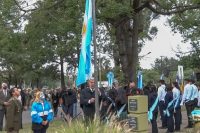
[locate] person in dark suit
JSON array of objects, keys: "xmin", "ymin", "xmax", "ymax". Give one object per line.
[
  {"xmin": 165, "ymin": 85, "xmax": 174, "ymax": 133},
  {"xmin": 0, "ymin": 83, "xmax": 11, "ymax": 131},
  {"xmin": 80, "ymin": 78, "xmax": 98, "ymax": 123},
  {"xmin": 6, "ymin": 87, "xmax": 22, "ymax": 133}
]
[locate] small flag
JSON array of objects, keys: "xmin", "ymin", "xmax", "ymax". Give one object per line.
[
  {"xmin": 176, "ymin": 71, "xmax": 180, "ymax": 84},
  {"xmin": 107, "ymin": 71, "xmax": 114, "ymax": 88},
  {"xmin": 160, "ymin": 74, "xmax": 164, "ymax": 80},
  {"xmin": 137, "ymin": 71, "xmax": 143, "ymax": 90},
  {"xmin": 76, "ymin": 0, "xmax": 93, "ymax": 87}
]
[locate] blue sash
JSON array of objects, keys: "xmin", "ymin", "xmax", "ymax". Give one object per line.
[
  {"xmin": 116, "ymin": 104, "xmax": 126, "ymax": 118},
  {"xmin": 174, "ymin": 95, "xmax": 180, "ymax": 109},
  {"xmin": 148, "ymin": 96, "xmax": 159, "ymax": 122},
  {"xmin": 164, "ymin": 98, "xmax": 177, "ymax": 117}
]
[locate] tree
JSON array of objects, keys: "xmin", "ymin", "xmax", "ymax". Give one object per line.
[
  {"xmin": 24, "ymin": 0, "xmax": 83, "ymax": 88},
  {"xmin": 96, "ymin": 0, "xmax": 200, "ymax": 83},
  {"xmin": 152, "ymin": 57, "xmax": 179, "ymax": 77}
]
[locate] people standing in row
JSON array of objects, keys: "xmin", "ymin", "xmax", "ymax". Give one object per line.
[
  {"xmin": 157, "ymin": 80, "xmax": 167, "ymax": 128},
  {"xmin": 0, "ymin": 83, "xmax": 11, "ymax": 131},
  {"xmin": 5, "ymin": 87, "xmax": 22, "ymax": 133},
  {"xmin": 31, "ymin": 91, "xmax": 53, "ymax": 133}
]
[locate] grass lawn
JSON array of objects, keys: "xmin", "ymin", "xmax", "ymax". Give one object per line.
[{"xmin": 2, "ymin": 120, "xmax": 67, "ymax": 133}]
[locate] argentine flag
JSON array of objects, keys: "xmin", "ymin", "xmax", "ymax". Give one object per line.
[{"xmin": 76, "ymin": 0, "xmax": 92, "ymax": 86}]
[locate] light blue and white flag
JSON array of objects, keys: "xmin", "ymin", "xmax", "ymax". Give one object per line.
[
  {"xmin": 76, "ymin": 0, "xmax": 93, "ymax": 87},
  {"xmin": 107, "ymin": 71, "xmax": 114, "ymax": 88},
  {"xmin": 137, "ymin": 71, "xmax": 143, "ymax": 90},
  {"xmin": 160, "ymin": 74, "xmax": 164, "ymax": 80}
]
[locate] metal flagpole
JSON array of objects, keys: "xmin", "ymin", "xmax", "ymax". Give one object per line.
[{"xmin": 92, "ymin": 0, "xmax": 99, "ymax": 117}]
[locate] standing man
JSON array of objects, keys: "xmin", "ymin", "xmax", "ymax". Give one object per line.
[
  {"xmin": 80, "ymin": 78, "xmax": 96, "ymax": 123},
  {"xmin": 172, "ymin": 82, "xmax": 181, "ymax": 131},
  {"xmin": 198, "ymin": 84, "xmax": 200, "ymax": 107},
  {"xmin": 6, "ymin": 87, "xmax": 22, "ymax": 133},
  {"xmin": 180, "ymin": 79, "xmax": 193, "ymax": 128},
  {"xmin": 190, "ymin": 80, "xmax": 198, "ymax": 108},
  {"xmin": 157, "ymin": 80, "xmax": 167, "ymax": 128},
  {"xmin": 0, "ymin": 83, "xmax": 11, "ymax": 131}
]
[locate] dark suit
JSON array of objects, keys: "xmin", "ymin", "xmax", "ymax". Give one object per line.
[
  {"xmin": 80, "ymin": 88, "xmax": 95, "ymax": 122},
  {"xmin": 0, "ymin": 89, "xmax": 11, "ymax": 131},
  {"xmin": 148, "ymin": 92, "xmax": 158, "ymax": 133}
]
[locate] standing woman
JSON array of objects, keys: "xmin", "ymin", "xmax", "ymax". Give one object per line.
[
  {"xmin": 31, "ymin": 91, "xmax": 53, "ymax": 133},
  {"xmin": 164, "ymin": 84, "xmax": 174, "ymax": 133},
  {"xmin": 172, "ymin": 82, "xmax": 182, "ymax": 131},
  {"xmin": 6, "ymin": 87, "xmax": 22, "ymax": 133}
]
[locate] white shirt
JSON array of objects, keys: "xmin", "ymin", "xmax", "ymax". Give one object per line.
[
  {"xmin": 157, "ymin": 84, "xmax": 166, "ymax": 101},
  {"xmin": 198, "ymin": 90, "xmax": 200, "ymax": 107},
  {"xmin": 191, "ymin": 84, "xmax": 198, "ymax": 100},
  {"xmin": 3, "ymin": 90, "xmax": 7, "ymax": 96},
  {"xmin": 181, "ymin": 83, "xmax": 192, "ymax": 105},
  {"xmin": 172, "ymin": 87, "xmax": 180, "ymax": 99}
]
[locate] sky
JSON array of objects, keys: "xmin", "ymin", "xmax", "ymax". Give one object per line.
[{"xmin": 139, "ymin": 16, "xmax": 191, "ymax": 69}]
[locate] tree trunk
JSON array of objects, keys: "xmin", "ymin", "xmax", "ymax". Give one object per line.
[
  {"xmin": 60, "ymin": 56, "xmax": 65, "ymax": 89},
  {"xmin": 114, "ymin": 0, "xmax": 141, "ymax": 83}
]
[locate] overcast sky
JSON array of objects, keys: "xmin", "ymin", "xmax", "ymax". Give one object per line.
[{"xmin": 139, "ymin": 16, "xmax": 191, "ymax": 69}]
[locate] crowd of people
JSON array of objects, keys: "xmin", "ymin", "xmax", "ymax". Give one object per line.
[{"xmin": 0, "ymin": 78, "xmax": 199, "ymax": 133}]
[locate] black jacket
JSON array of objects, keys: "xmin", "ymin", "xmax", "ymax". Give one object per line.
[
  {"xmin": 80, "ymin": 88, "xmax": 95, "ymax": 119},
  {"xmin": 148, "ymin": 92, "xmax": 158, "ymax": 113}
]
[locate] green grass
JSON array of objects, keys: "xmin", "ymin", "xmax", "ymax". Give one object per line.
[{"xmin": 2, "ymin": 119, "xmax": 131, "ymax": 133}]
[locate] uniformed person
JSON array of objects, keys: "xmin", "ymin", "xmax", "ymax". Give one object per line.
[
  {"xmin": 6, "ymin": 87, "xmax": 22, "ymax": 133},
  {"xmin": 180, "ymin": 79, "xmax": 193, "ymax": 128},
  {"xmin": 157, "ymin": 80, "xmax": 167, "ymax": 128},
  {"xmin": 172, "ymin": 82, "xmax": 181, "ymax": 131}
]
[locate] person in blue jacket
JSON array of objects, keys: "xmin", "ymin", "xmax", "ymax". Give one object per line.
[{"xmin": 31, "ymin": 91, "xmax": 53, "ymax": 133}]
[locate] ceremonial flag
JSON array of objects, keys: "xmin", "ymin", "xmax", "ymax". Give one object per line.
[
  {"xmin": 178, "ymin": 65, "xmax": 184, "ymax": 92},
  {"xmin": 160, "ymin": 74, "xmax": 164, "ymax": 80},
  {"xmin": 137, "ymin": 71, "xmax": 143, "ymax": 90},
  {"xmin": 76, "ymin": 0, "xmax": 93, "ymax": 86},
  {"xmin": 176, "ymin": 71, "xmax": 180, "ymax": 84},
  {"xmin": 107, "ymin": 71, "xmax": 114, "ymax": 88}
]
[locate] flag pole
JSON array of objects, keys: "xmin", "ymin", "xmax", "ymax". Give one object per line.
[{"xmin": 92, "ymin": 0, "xmax": 99, "ymax": 117}]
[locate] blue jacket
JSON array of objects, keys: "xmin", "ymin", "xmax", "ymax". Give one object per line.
[{"xmin": 31, "ymin": 100, "xmax": 53, "ymax": 125}]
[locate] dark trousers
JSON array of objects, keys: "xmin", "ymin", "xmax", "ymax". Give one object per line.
[
  {"xmin": 0, "ymin": 109, "xmax": 5, "ymax": 131},
  {"xmin": 185, "ymin": 102, "xmax": 194, "ymax": 127},
  {"xmin": 151, "ymin": 112, "xmax": 158, "ymax": 133},
  {"xmin": 167, "ymin": 111, "xmax": 174, "ymax": 132},
  {"xmin": 174, "ymin": 108, "xmax": 181, "ymax": 130},
  {"xmin": 33, "ymin": 128, "xmax": 47, "ymax": 133},
  {"xmin": 159, "ymin": 101, "xmax": 167, "ymax": 127}
]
